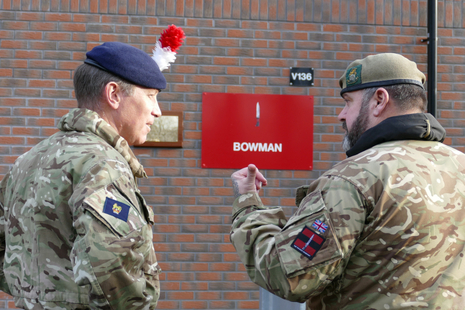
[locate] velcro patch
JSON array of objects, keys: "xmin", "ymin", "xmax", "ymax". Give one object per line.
[
  {"xmin": 291, "ymin": 226, "xmax": 326, "ymax": 260},
  {"xmin": 103, "ymin": 197, "xmax": 130, "ymax": 222}
]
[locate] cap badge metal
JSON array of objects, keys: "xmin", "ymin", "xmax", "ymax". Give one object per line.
[{"xmin": 346, "ymin": 64, "xmax": 362, "ymax": 86}]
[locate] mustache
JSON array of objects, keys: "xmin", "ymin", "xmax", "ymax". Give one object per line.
[{"xmin": 342, "ymin": 121, "xmax": 348, "ymax": 132}]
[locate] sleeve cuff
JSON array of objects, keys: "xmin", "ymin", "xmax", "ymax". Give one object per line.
[{"xmin": 232, "ymin": 191, "xmax": 264, "ymax": 219}]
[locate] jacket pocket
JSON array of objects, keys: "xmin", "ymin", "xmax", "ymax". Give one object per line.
[
  {"xmin": 82, "ymin": 175, "xmax": 148, "ymax": 237},
  {"xmin": 275, "ymin": 190, "xmax": 343, "ymax": 277}
]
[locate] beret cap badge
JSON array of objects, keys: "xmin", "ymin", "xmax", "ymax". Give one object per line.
[{"xmin": 346, "ymin": 65, "xmax": 362, "ymax": 87}]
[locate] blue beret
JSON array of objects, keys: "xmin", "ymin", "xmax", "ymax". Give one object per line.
[{"xmin": 85, "ymin": 42, "xmax": 166, "ymax": 90}]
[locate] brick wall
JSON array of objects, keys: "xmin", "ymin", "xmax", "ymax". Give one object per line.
[{"xmin": 1, "ymin": 0, "xmax": 465, "ymax": 309}]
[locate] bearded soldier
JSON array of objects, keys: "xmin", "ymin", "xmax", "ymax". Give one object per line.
[{"xmin": 230, "ymin": 53, "xmax": 465, "ymax": 309}]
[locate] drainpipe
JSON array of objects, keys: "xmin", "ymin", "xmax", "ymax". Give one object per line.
[{"xmin": 427, "ymin": 0, "xmax": 437, "ymax": 117}]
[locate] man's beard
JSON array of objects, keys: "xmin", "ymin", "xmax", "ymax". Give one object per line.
[{"xmin": 342, "ymin": 106, "xmax": 370, "ymax": 152}]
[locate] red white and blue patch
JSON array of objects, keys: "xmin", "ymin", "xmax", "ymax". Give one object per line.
[
  {"xmin": 103, "ymin": 197, "xmax": 130, "ymax": 222},
  {"xmin": 291, "ymin": 226, "xmax": 326, "ymax": 260},
  {"xmin": 312, "ymin": 219, "xmax": 328, "ymax": 234}
]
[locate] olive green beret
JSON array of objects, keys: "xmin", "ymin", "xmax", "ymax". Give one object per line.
[{"xmin": 339, "ymin": 53, "xmax": 426, "ymax": 95}]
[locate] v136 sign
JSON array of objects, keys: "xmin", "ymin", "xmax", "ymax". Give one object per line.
[
  {"xmin": 290, "ymin": 67, "xmax": 314, "ymax": 86},
  {"xmin": 201, "ymin": 93, "xmax": 314, "ymax": 170}
]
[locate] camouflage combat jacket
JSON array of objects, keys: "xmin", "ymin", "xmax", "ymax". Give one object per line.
[
  {"xmin": 0, "ymin": 108, "xmax": 160, "ymax": 310},
  {"xmin": 231, "ymin": 113, "xmax": 465, "ymax": 309}
]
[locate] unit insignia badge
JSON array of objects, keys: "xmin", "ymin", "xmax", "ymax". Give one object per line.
[
  {"xmin": 346, "ymin": 64, "xmax": 362, "ymax": 86},
  {"xmin": 291, "ymin": 225, "xmax": 326, "ymax": 260},
  {"xmin": 103, "ymin": 197, "xmax": 130, "ymax": 222}
]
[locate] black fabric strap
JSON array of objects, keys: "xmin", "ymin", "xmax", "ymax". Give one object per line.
[
  {"xmin": 341, "ymin": 79, "xmax": 425, "ymax": 96},
  {"xmin": 84, "ymin": 58, "xmax": 109, "ymax": 72}
]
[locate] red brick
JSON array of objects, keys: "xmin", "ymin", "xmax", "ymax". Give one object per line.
[
  {"xmin": 181, "ymin": 262, "xmax": 209, "ymax": 271},
  {"xmin": 181, "ymin": 301, "xmax": 208, "ymax": 309},
  {"xmin": 160, "ymin": 281, "xmax": 180, "ymax": 291},
  {"xmin": 1, "ymin": 137, "xmax": 25, "ymax": 145},
  {"xmin": 210, "ymin": 263, "xmax": 236, "ymax": 271},
  {"xmin": 233, "ymin": 277, "xmax": 257, "ymax": 290},
  {"xmin": 44, "ymin": 13, "xmax": 72, "ymax": 21},
  {"xmin": 195, "ymin": 291, "xmax": 221, "ymax": 300},
  {"xmin": 211, "ymin": 243, "xmax": 236, "ymax": 253},
  {"xmin": 152, "ymin": 224, "xmax": 180, "ymax": 233},
  {"xmin": 154, "ymin": 243, "xmax": 181, "ymax": 252},
  {"xmin": 181, "ymin": 281, "xmax": 208, "ymax": 290},
  {"xmin": 166, "ymin": 291, "xmax": 194, "ymax": 300},
  {"xmin": 223, "ymin": 272, "xmax": 249, "ymax": 281},
  {"xmin": 3, "ymin": 21, "xmax": 29, "ymax": 30},
  {"xmin": 180, "ymin": 224, "xmax": 209, "ymax": 233},
  {"xmin": 209, "ymin": 301, "xmax": 236, "ymax": 309},
  {"xmin": 196, "ymin": 233, "xmax": 223, "ymax": 243},
  {"xmin": 223, "ymin": 291, "xmax": 249, "ymax": 300},
  {"xmin": 155, "ymin": 300, "xmax": 180, "ymax": 309},
  {"xmin": 195, "ymin": 272, "xmax": 221, "ymax": 281},
  {"xmin": 13, "ymin": 108, "xmax": 40, "ymax": 117},
  {"xmin": 196, "ymin": 215, "xmax": 222, "ymax": 224}
]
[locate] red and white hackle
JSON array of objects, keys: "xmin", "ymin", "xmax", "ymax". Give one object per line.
[{"xmin": 152, "ymin": 24, "xmax": 186, "ymax": 71}]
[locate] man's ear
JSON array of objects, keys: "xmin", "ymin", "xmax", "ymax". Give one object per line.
[
  {"xmin": 103, "ymin": 82, "xmax": 121, "ymax": 110},
  {"xmin": 372, "ymin": 88, "xmax": 390, "ymax": 117}
]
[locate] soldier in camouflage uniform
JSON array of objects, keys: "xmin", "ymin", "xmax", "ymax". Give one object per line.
[
  {"xmin": 0, "ymin": 42, "xmax": 166, "ymax": 309},
  {"xmin": 230, "ymin": 53, "xmax": 465, "ymax": 309}
]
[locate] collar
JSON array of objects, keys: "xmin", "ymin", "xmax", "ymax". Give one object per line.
[
  {"xmin": 346, "ymin": 113, "xmax": 446, "ymax": 157},
  {"xmin": 57, "ymin": 108, "xmax": 148, "ymax": 179}
]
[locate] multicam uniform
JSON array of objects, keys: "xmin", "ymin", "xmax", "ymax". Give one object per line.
[
  {"xmin": 0, "ymin": 108, "xmax": 160, "ymax": 310},
  {"xmin": 231, "ymin": 113, "xmax": 465, "ymax": 309}
]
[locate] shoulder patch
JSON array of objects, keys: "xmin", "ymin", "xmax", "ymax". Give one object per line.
[
  {"xmin": 291, "ymin": 226, "xmax": 326, "ymax": 260},
  {"xmin": 103, "ymin": 197, "xmax": 130, "ymax": 222}
]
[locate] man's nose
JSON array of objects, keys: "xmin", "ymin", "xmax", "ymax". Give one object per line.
[
  {"xmin": 337, "ymin": 106, "xmax": 347, "ymax": 122},
  {"xmin": 152, "ymin": 103, "xmax": 162, "ymax": 117}
]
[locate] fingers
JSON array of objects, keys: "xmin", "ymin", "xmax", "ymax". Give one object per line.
[
  {"xmin": 249, "ymin": 164, "xmax": 267, "ymax": 185},
  {"xmin": 231, "ymin": 164, "xmax": 267, "ymax": 194},
  {"xmin": 247, "ymin": 164, "xmax": 267, "ymax": 191},
  {"xmin": 231, "ymin": 166, "xmax": 248, "ymax": 180},
  {"xmin": 247, "ymin": 164, "xmax": 257, "ymax": 182}
]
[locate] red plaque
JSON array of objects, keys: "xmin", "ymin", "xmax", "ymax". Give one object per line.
[{"xmin": 201, "ymin": 93, "xmax": 313, "ymax": 170}]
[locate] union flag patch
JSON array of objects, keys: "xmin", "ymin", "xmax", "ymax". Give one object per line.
[
  {"xmin": 312, "ymin": 219, "xmax": 328, "ymax": 233},
  {"xmin": 291, "ymin": 226, "xmax": 326, "ymax": 260},
  {"xmin": 103, "ymin": 197, "xmax": 130, "ymax": 222}
]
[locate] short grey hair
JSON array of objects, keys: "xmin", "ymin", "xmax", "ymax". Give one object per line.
[
  {"xmin": 362, "ymin": 84, "xmax": 427, "ymax": 112},
  {"xmin": 73, "ymin": 63, "xmax": 135, "ymax": 110}
]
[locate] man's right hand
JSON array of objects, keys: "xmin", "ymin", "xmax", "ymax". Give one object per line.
[{"xmin": 231, "ymin": 164, "xmax": 267, "ymax": 198}]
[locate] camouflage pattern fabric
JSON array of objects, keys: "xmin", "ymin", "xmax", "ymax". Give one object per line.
[
  {"xmin": 231, "ymin": 139, "xmax": 465, "ymax": 309},
  {"xmin": 0, "ymin": 108, "xmax": 160, "ymax": 310}
]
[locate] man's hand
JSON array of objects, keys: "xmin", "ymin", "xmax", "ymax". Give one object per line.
[{"xmin": 231, "ymin": 164, "xmax": 267, "ymax": 198}]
